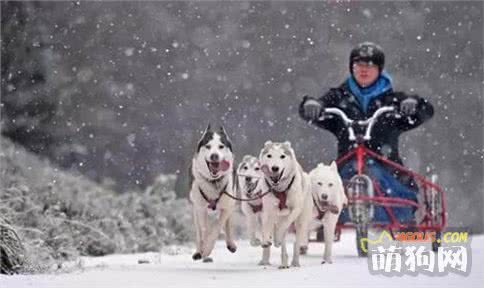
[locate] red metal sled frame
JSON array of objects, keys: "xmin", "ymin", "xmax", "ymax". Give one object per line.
[{"xmin": 335, "ymin": 144, "xmax": 447, "ymax": 234}]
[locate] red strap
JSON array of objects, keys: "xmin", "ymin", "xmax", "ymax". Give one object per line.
[
  {"xmin": 274, "ymin": 192, "xmax": 288, "ymax": 210},
  {"xmin": 248, "ymin": 203, "xmax": 263, "ymax": 213},
  {"xmin": 265, "ymin": 176, "xmax": 296, "ymax": 210},
  {"xmin": 316, "ymin": 210, "xmax": 326, "ymax": 220},
  {"xmin": 207, "ymin": 199, "xmax": 218, "ymax": 210},
  {"xmin": 313, "ymin": 198, "xmax": 326, "ymax": 220},
  {"xmin": 313, "ymin": 198, "xmax": 339, "ymax": 220}
]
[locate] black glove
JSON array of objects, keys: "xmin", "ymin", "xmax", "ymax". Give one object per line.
[
  {"xmin": 400, "ymin": 98, "xmax": 418, "ymax": 116},
  {"xmin": 303, "ymin": 99, "xmax": 323, "ymax": 121}
]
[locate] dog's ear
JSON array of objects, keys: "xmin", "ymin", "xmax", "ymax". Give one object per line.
[
  {"xmin": 219, "ymin": 125, "xmax": 228, "ymax": 136},
  {"xmin": 218, "ymin": 125, "xmax": 233, "ymax": 151},
  {"xmin": 260, "ymin": 141, "xmax": 273, "ymax": 159},
  {"xmin": 235, "ymin": 160, "xmax": 242, "ymax": 170},
  {"xmin": 242, "ymin": 155, "xmax": 252, "ymax": 163},
  {"xmin": 281, "ymin": 141, "xmax": 295, "ymax": 158},
  {"xmin": 199, "ymin": 123, "xmax": 212, "ymax": 138},
  {"xmin": 260, "ymin": 141, "xmax": 272, "ymax": 159},
  {"xmin": 330, "ymin": 161, "xmax": 338, "ymax": 171},
  {"xmin": 197, "ymin": 123, "xmax": 213, "ymax": 152}
]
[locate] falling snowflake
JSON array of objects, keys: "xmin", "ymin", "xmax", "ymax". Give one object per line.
[{"xmin": 124, "ymin": 48, "xmax": 134, "ymax": 56}]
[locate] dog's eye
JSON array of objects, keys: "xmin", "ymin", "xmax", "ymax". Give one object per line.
[
  {"xmin": 255, "ymin": 167, "xmax": 260, "ymax": 171},
  {"xmin": 205, "ymin": 145, "xmax": 211, "ymax": 149},
  {"xmin": 243, "ymin": 166, "xmax": 248, "ymax": 170},
  {"xmin": 219, "ymin": 145, "xmax": 224, "ymax": 149},
  {"xmin": 280, "ymin": 155, "xmax": 286, "ymax": 159},
  {"xmin": 328, "ymin": 183, "xmax": 333, "ymax": 187},
  {"xmin": 317, "ymin": 182, "xmax": 323, "ymax": 186},
  {"xmin": 267, "ymin": 154, "xmax": 272, "ymax": 158}
]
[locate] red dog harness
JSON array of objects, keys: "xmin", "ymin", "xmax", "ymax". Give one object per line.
[
  {"xmin": 248, "ymin": 203, "xmax": 263, "ymax": 213},
  {"xmin": 265, "ymin": 176, "xmax": 296, "ymax": 210}
]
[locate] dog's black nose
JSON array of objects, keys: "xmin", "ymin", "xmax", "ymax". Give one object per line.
[
  {"xmin": 271, "ymin": 166, "xmax": 279, "ymax": 173},
  {"xmin": 210, "ymin": 153, "xmax": 219, "ymax": 162},
  {"xmin": 245, "ymin": 176, "xmax": 252, "ymax": 182},
  {"xmin": 321, "ymin": 194, "xmax": 328, "ymax": 200}
]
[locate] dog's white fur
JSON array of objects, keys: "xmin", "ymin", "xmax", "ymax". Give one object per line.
[
  {"xmin": 307, "ymin": 162, "xmax": 347, "ymax": 264},
  {"xmin": 238, "ymin": 155, "xmax": 267, "ymax": 249},
  {"xmin": 189, "ymin": 126, "xmax": 237, "ymax": 262},
  {"xmin": 259, "ymin": 141, "xmax": 313, "ymax": 268}
]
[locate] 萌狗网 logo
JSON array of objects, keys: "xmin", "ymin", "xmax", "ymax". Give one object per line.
[{"xmin": 364, "ymin": 228, "xmax": 471, "ymax": 276}]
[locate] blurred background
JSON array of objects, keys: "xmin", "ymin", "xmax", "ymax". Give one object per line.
[{"xmin": 1, "ymin": 1, "xmax": 483, "ymax": 266}]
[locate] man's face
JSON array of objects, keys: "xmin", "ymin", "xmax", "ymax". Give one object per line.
[{"xmin": 352, "ymin": 61, "xmax": 379, "ymax": 87}]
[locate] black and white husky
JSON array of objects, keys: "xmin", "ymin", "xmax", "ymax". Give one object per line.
[{"xmin": 189, "ymin": 124, "xmax": 237, "ymax": 262}]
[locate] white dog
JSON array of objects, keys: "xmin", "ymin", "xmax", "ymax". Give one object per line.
[
  {"xmin": 238, "ymin": 155, "xmax": 266, "ymax": 247},
  {"xmin": 307, "ymin": 162, "xmax": 347, "ymax": 264},
  {"xmin": 189, "ymin": 124, "xmax": 237, "ymax": 262},
  {"xmin": 259, "ymin": 141, "xmax": 313, "ymax": 268}
]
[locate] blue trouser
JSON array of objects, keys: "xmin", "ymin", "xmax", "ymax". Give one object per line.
[{"xmin": 338, "ymin": 159, "xmax": 418, "ymax": 224}]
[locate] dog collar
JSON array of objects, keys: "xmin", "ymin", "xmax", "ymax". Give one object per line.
[
  {"xmin": 312, "ymin": 197, "xmax": 340, "ymax": 220},
  {"xmin": 200, "ymin": 172, "xmax": 225, "ymax": 184}
]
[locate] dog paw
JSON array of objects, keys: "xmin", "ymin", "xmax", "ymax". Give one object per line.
[
  {"xmin": 250, "ymin": 238, "xmax": 261, "ymax": 247},
  {"xmin": 291, "ymin": 261, "xmax": 300, "ymax": 267},
  {"xmin": 321, "ymin": 259, "xmax": 333, "ymax": 264},
  {"xmin": 226, "ymin": 243, "xmax": 237, "ymax": 253},
  {"xmin": 278, "ymin": 265, "xmax": 290, "ymax": 269},
  {"xmin": 323, "ymin": 256, "xmax": 333, "ymax": 264},
  {"xmin": 202, "ymin": 257, "xmax": 213, "ymax": 263},
  {"xmin": 299, "ymin": 246, "xmax": 308, "ymax": 255},
  {"xmin": 202, "ymin": 242, "xmax": 216, "ymax": 258},
  {"xmin": 273, "ymin": 240, "xmax": 282, "ymax": 248},
  {"xmin": 192, "ymin": 252, "xmax": 202, "ymax": 261},
  {"xmin": 261, "ymin": 241, "xmax": 272, "ymax": 248},
  {"xmin": 258, "ymin": 260, "xmax": 271, "ymax": 266}
]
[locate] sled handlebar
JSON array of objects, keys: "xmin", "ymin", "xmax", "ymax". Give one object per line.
[{"xmin": 318, "ymin": 106, "xmax": 396, "ymax": 141}]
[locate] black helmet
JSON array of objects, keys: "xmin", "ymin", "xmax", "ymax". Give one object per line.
[{"xmin": 349, "ymin": 42, "xmax": 385, "ymax": 74}]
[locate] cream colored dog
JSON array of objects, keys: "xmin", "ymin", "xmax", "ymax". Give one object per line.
[
  {"xmin": 259, "ymin": 141, "xmax": 313, "ymax": 268},
  {"xmin": 307, "ymin": 162, "xmax": 347, "ymax": 264}
]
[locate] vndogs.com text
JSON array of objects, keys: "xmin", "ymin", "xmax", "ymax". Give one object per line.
[{"xmin": 394, "ymin": 231, "xmax": 469, "ymax": 244}]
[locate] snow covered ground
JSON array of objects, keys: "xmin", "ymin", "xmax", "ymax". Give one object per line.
[{"xmin": 2, "ymin": 231, "xmax": 482, "ymax": 288}]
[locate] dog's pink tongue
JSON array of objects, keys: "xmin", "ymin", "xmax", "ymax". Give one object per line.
[{"xmin": 220, "ymin": 160, "xmax": 231, "ymax": 172}]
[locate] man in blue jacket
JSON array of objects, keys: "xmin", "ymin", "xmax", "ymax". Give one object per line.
[{"xmin": 299, "ymin": 42, "xmax": 434, "ymax": 223}]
